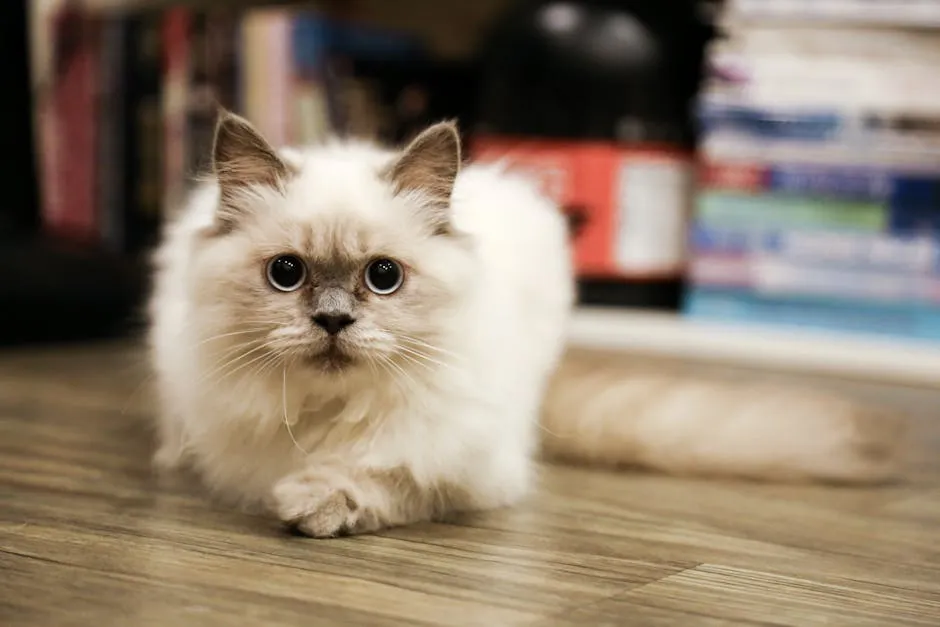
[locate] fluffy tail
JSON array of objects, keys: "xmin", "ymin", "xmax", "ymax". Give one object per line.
[{"xmin": 540, "ymin": 350, "xmax": 906, "ymax": 483}]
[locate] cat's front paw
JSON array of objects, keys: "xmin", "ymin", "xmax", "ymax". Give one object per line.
[{"xmin": 271, "ymin": 470, "xmax": 360, "ymax": 538}]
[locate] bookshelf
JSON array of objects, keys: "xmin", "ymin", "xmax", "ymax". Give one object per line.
[
  {"xmin": 569, "ymin": 308, "xmax": 940, "ymax": 388},
  {"xmin": 21, "ymin": 0, "xmax": 940, "ymax": 385}
]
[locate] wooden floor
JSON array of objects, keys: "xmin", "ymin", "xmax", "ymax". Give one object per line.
[{"xmin": 1, "ymin": 341, "xmax": 939, "ymax": 626}]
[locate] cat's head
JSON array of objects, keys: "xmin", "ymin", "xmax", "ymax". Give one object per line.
[{"xmin": 188, "ymin": 111, "xmax": 475, "ymax": 377}]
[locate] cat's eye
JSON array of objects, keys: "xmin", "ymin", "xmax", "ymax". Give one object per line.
[
  {"xmin": 266, "ymin": 255, "xmax": 307, "ymax": 292},
  {"xmin": 364, "ymin": 258, "xmax": 404, "ymax": 295}
]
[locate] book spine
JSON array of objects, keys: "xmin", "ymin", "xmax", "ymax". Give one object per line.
[
  {"xmin": 690, "ymin": 254, "xmax": 939, "ymax": 304},
  {"xmin": 690, "ymin": 225, "xmax": 938, "ymax": 275},
  {"xmin": 766, "ymin": 163, "xmax": 896, "ymax": 201},
  {"xmin": 698, "ymin": 103, "xmax": 843, "ymax": 143},
  {"xmin": 123, "ymin": 15, "xmax": 164, "ymax": 253},
  {"xmin": 184, "ymin": 12, "xmax": 213, "ymax": 180},
  {"xmin": 205, "ymin": 11, "xmax": 241, "ymax": 111},
  {"xmin": 37, "ymin": 11, "xmax": 65, "ymax": 242},
  {"xmin": 96, "ymin": 17, "xmax": 128, "ymax": 253},
  {"xmin": 695, "ymin": 191, "xmax": 887, "ymax": 232},
  {"xmin": 703, "ymin": 160, "xmax": 940, "ymax": 206},
  {"xmin": 289, "ymin": 13, "xmax": 333, "ymax": 145},
  {"xmin": 240, "ymin": 10, "xmax": 273, "ymax": 139},
  {"xmin": 684, "ymin": 287, "xmax": 940, "ymax": 342},
  {"xmin": 183, "ymin": 9, "xmax": 242, "ymax": 185},
  {"xmin": 43, "ymin": 8, "xmax": 101, "ymax": 244},
  {"xmin": 266, "ymin": 11, "xmax": 292, "ymax": 147},
  {"xmin": 699, "ymin": 162, "xmax": 768, "ymax": 194},
  {"xmin": 161, "ymin": 7, "xmax": 192, "ymax": 220}
]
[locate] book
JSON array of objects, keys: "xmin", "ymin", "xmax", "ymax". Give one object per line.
[
  {"xmin": 691, "ymin": 225, "xmax": 938, "ymax": 274},
  {"xmin": 696, "ymin": 191, "xmax": 887, "ymax": 232},
  {"xmin": 160, "ymin": 7, "xmax": 191, "ymax": 221},
  {"xmin": 40, "ymin": 6, "xmax": 101, "ymax": 244},
  {"xmin": 685, "ymin": 287, "xmax": 940, "ymax": 342},
  {"xmin": 239, "ymin": 7, "xmax": 428, "ymax": 148},
  {"xmin": 691, "ymin": 254, "xmax": 940, "ymax": 303},
  {"xmin": 122, "ymin": 13, "xmax": 164, "ymax": 254},
  {"xmin": 96, "ymin": 16, "xmax": 129, "ymax": 253}
]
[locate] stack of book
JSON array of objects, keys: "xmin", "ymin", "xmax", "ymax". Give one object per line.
[
  {"xmin": 686, "ymin": 0, "xmax": 940, "ymax": 342},
  {"xmin": 36, "ymin": 2, "xmax": 445, "ymax": 256}
]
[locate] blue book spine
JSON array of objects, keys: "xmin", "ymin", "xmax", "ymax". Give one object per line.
[
  {"xmin": 697, "ymin": 102, "xmax": 843, "ymax": 142},
  {"xmin": 767, "ymin": 164, "xmax": 894, "ymax": 201},
  {"xmin": 684, "ymin": 288, "xmax": 940, "ymax": 343},
  {"xmin": 689, "ymin": 225, "xmax": 940, "ymax": 276}
]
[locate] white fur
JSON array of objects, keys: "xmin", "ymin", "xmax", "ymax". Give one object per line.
[
  {"xmin": 150, "ymin": 131, "xmax": 903, "ymax": 533},
  {"xmin": 148, "ymin": 141, "xmax": 574, "ymax": 515}
]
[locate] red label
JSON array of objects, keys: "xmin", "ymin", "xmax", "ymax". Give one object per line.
[{"xmin": 471, "ymin": 135, "xmax": 694, "ymax": 280}]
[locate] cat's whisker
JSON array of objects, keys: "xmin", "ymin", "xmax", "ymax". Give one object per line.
[
  {"xmin": 192, "ymin": 327, "xmax": 273, "ymax": 348},
  {"xmin": 396, "ymin": 350, "xmax": 447, "ymax": 375},
  {"xmin": 282, "ymin": 366, "xmax": 309, "ymax": 455},
  {"xmin": 395, "ymin": 345, "xmax": 453, "ymax": 371},
  {"xmin": 363, "ymin": 353, "xmax": 381, "ymax": 380},
  {"xmin": 199, "ymin": 341, "xmax": 275, "ymax": 387},
  {"xmin": 247, "ymin": 351, "xmax": 284, "ymax": 382},
  {"xmin": 197, "ymin": 348, "xmax": 265, "ymax": 388},
  {"xmin": 200, "ymin": 337, "xmax": 269, "ymax": 368},
  {"xmin": 370, "ymin": 353, "xmax": 415, "ymax": 411},
  {"xmin": 396, "ymin": 335, "xmax": 463, "ymax": 360},
  {"xmin": 531, "ymin": 416, "xmax": 566, "ymax": 439},
  {"xmin": 210, "ymin": 347, "xmax": 283, "ymax": 387},
  {"xmin": 374, "ymin": 353, "xmax": 424, "ymax": 408}
]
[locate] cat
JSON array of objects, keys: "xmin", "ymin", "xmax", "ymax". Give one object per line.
[{"xmin": 148, "ymin": 110, "xmax": 904, "ymax": 538}]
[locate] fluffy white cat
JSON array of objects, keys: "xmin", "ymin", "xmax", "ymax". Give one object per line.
[{"xmin": 148, "ymin": 111, "xmax": 903, "ymax": 537}]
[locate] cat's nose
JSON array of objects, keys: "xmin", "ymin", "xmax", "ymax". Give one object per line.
[{"xmin": 312, "ymin": 312, "xmax": 355, "ymax": 336}]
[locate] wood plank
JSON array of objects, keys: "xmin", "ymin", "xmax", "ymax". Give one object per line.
[{"xmin": 0, "ymin": 340, "xmax": 938, "ymax": 626}]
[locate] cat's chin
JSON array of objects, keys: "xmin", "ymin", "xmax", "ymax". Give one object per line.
[{"xmin": 303, "ymin": 343, "xmax": 356, "ymax": 374}]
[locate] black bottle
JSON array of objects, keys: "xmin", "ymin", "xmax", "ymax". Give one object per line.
[{"xmin": 473, "ymin": 0, "xmax": 714, "ymax": 309}]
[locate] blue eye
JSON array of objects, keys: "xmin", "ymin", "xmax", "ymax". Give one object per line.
[
  {"xmin": 266, "ymin": 255, "xmax": 307, "ymax": 292},
  {"xmin": 364, "ymin": 258, "xmax": 404, "ymax": 295}
]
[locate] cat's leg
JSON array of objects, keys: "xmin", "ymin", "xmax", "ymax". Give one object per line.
[{"xmin": 270, "ymin": 464, "xmax": 471, "ymax": 538}]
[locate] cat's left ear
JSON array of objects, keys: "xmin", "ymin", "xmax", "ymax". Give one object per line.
[
  {"xmin": 212, "ymin": 110, "xmax": 292, "ymax": 230},
  {"xmin": 386, "ymin": 121, "xmax": 462, "ymax": 235}
]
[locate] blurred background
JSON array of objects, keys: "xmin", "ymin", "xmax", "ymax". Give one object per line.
[{"xmin": 6, "ymin": 0, "xmax": 940, "ymax": 384}]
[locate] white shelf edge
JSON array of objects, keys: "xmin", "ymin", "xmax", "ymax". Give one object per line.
[{"xmin": 568, "ymin": 307, "xmax": 940, "ymax": 388}]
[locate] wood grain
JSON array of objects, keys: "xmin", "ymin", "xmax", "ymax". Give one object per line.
[{"xmin": 0, "ymin": 341, "xmax": 938, "ymax": 626}]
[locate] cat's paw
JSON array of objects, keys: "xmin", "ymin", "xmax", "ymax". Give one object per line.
[{"xmin": 271, "ymin": 470, "xmax": 360, "ymax": 538}]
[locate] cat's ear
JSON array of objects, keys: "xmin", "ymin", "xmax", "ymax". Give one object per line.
[
  {"xmin": 386, "ymin": 121, "xmax": 462, "ymax": 235},
  {"xmin": 212, "ymin": 109, "xmax": 290, "ymax": 229}
]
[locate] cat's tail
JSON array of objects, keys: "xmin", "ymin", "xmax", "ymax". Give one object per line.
[{"xmin": 539, "ymin": 351, "xmax": 906, "ymax": 483}]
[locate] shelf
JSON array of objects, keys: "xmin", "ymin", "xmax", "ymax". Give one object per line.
[
  {"xmin": 568, "ymin": 307, "xmax": 940, "ymax": 388},
  {"xmin": 722, "ymin": 1, "xmax": 940, "ymax": 30}
]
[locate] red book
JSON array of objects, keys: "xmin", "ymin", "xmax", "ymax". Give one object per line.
[
  {"xmin": 161, "ymin": 7, "xmax": 192, "ymax": 218},
  {"xmin": 40, "ymin": 5, "xmax": 101, "ymax": 244},
  {"xmin": 699, "ymin": 161, "xmax": 768, "ymax": 193}
]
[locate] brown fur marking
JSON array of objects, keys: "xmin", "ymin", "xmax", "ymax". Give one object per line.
[
  {"xmin": 385, "ymin": 121, "xmax": 462, "ymax": 235},
  {"xmin": 212, "ymin": 109, "xmax": 291, "ymax": 231}
]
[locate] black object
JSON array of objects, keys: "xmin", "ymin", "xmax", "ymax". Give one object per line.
[
  {"xmin": 478, "ymin": 0, "xmax": 710, "ymax": 144},
  {"xmin": 1, "ymin": 1, "xmax": 40, "ymax": 236},
  {"xmin": 0, "ymin": 241, "xmax": 147, "ymax": 346},
  {"xmin": 0, "ymin": 1, "xmax": 146, "ymax": 346},
  {"xmin": 475, "ymin": 0, "xmax": 714, "ymax": 310}
]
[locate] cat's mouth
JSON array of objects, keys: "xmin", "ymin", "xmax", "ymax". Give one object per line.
[{"xmin": 306, "ymin": 341, "xmax": 355, "ymax": 372}]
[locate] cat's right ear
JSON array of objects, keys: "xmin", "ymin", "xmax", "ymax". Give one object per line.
[{"xmin": 211, "ymin": 109, "xmax": 291, "ymax": 231}]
